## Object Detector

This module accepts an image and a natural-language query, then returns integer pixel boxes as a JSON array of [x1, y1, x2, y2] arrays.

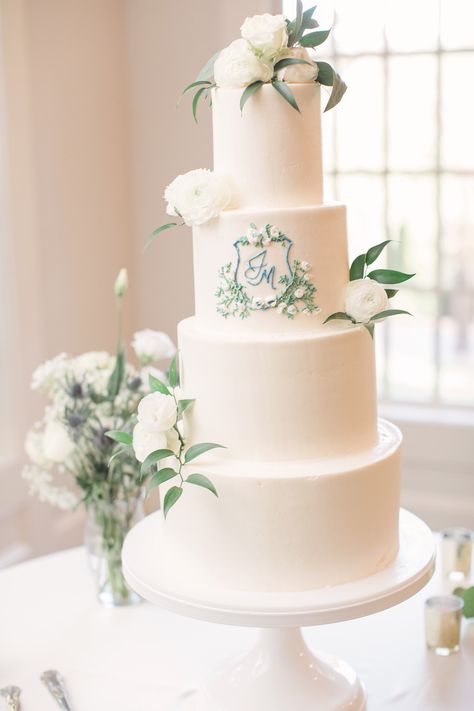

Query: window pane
[[388, 176, 437, 289], [388, 56, 437, 170], [385, 289, 437, 403], [439, 312, 474, 405], [332, 0, 384, 53], [333, 57, 384, 171], [441, 176, 474, 291], [335, 175, 385, 256], [441, 0, 474, 49], [442, 54, 474, 169], [385, 0, 439, 52]]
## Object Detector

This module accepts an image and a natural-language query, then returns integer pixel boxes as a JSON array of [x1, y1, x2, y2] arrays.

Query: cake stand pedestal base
[[123, 509, 435, 711], [203, 627, 365, 711]]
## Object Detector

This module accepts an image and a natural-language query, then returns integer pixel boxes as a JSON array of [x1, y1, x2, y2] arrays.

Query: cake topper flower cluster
[[183, 3, 346, 117]]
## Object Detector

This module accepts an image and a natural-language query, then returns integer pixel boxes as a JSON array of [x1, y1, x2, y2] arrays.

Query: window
[[283, 0, 474, 409]]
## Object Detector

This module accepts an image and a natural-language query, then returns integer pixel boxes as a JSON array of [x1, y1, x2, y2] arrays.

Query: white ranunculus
[[344, 279, 389, 323], [132, 330, 176, 365], [137, 392, 177, 433], [132, 422, 167, 463], [42, 420, 75, 463], [277, 47, 318, 83], [241, 13, 288, 59], [214, 38, 273, 89], [164, 169, 235, 226]]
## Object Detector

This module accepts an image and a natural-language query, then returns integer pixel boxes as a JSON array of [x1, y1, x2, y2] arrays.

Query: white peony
[[277, 47, 318, 83], [132, 422, 167, 463], [241, 14, 288, 59], [214, 38, 273, 89], [132, 330, 176, 365], [344, 279, 389, 323], [137, 392, 177, 433], [164, 169, 235, 226], [42, 420, 75, 463]]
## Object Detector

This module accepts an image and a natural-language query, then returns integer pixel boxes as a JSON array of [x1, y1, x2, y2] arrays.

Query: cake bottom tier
[[158, 420, 402, 593]]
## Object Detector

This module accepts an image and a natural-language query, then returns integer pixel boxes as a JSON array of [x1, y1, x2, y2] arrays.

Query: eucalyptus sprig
[[106, 355, 225, 518], [324, 240, 415, 338]]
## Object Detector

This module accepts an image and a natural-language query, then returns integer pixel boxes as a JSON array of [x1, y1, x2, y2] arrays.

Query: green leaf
[[192, 86, 207, 123], [316, 62, 347, 112], [272, 80, 300, 112], [147, 467, 178, 495], [349, 253, 366, 280], [365, 322, 375, 339], [367, 269, 415, 284], [107, 349, 125, 398], [385, 289, 399, 298], [302, 5, 318, 30], [140, 448, 175, 478], [240, 80, 263, 113], [453, 586, 474, 618], [365, 240, 392, 266], [370, 309, 412, 321], [163, 486, 183, 518], [184, 442, 226, 464], [196, 50, 220, 82], [105, 430, 132, 446], [186, 473, 218, 497], [182, 80, 212, 95], [149, 374, 170, 396], [287, 0, 304, 45], [300, 28, 331, 47], [315, 61, 334, 86], [323, 312, 356, 324], [108, 446, 129, 467], [168, 354, 178, 388], [273, 58, 312, 72], [178, 398, 195, 415], [145, 222, 178, 249]]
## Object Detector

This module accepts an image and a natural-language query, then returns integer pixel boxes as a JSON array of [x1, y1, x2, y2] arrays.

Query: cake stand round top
[[122, 508, 435, 628]]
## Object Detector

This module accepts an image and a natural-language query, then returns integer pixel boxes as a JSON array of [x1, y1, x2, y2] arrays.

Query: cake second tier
[[179, 316, 378, 461]]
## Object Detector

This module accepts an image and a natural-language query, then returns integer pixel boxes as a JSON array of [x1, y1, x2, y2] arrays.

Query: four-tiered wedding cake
[[154, 9, 407, 594]]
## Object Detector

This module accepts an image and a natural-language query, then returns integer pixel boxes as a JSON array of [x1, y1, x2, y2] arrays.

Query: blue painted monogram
[[244, 250, 276, 290]]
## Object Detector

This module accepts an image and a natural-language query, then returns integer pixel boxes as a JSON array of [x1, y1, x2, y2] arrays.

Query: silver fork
[[40, 670, 72, 711], [0, 686, 21, 711]]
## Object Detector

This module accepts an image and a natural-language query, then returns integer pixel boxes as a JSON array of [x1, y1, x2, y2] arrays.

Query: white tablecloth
[[1, 539, 473, 710]]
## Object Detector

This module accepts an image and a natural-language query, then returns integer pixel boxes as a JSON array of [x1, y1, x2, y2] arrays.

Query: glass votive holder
[[441, 528, 473, 582], [425, 595, 464, 656]]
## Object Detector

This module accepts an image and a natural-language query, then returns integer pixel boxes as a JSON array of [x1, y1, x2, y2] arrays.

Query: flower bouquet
[[22, 269, 176, 606]]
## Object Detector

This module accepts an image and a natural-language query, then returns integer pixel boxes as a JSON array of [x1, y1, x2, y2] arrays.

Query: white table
[[1, 540, 473, 710]]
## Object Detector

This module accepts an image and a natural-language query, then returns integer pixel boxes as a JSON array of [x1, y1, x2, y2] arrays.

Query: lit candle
[[425, 595, 464, 655]]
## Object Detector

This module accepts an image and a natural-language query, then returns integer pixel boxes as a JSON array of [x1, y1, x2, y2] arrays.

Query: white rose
[[42, 420, 74, 463], [164, 169, 235, 226], [294, 288, 305, 298], [241, 14, 288, 59], [132, 422, 167, 463], [137, 392, 177, 433], [132, 330, 176, 365], [344, 279, 389, 323], [214, 38, 273, 89], [277, 47, 318, 83], [301, 261, 311, 271]]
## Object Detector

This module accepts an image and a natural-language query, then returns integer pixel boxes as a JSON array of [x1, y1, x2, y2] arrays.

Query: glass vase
[[84, 492, 144, 607]]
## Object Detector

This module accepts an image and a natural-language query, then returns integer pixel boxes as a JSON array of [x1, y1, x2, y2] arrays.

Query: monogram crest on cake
[[216, 223, 320, 319]]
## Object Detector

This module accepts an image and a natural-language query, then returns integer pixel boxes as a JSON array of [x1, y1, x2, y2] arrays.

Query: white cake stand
[[122, 508, 435, 711]]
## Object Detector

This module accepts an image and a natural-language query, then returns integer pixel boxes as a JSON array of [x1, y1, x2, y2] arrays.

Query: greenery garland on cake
[[183, 2, 346, 119], [323, 240, 415, 337], [106, 356, 224, 518]]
